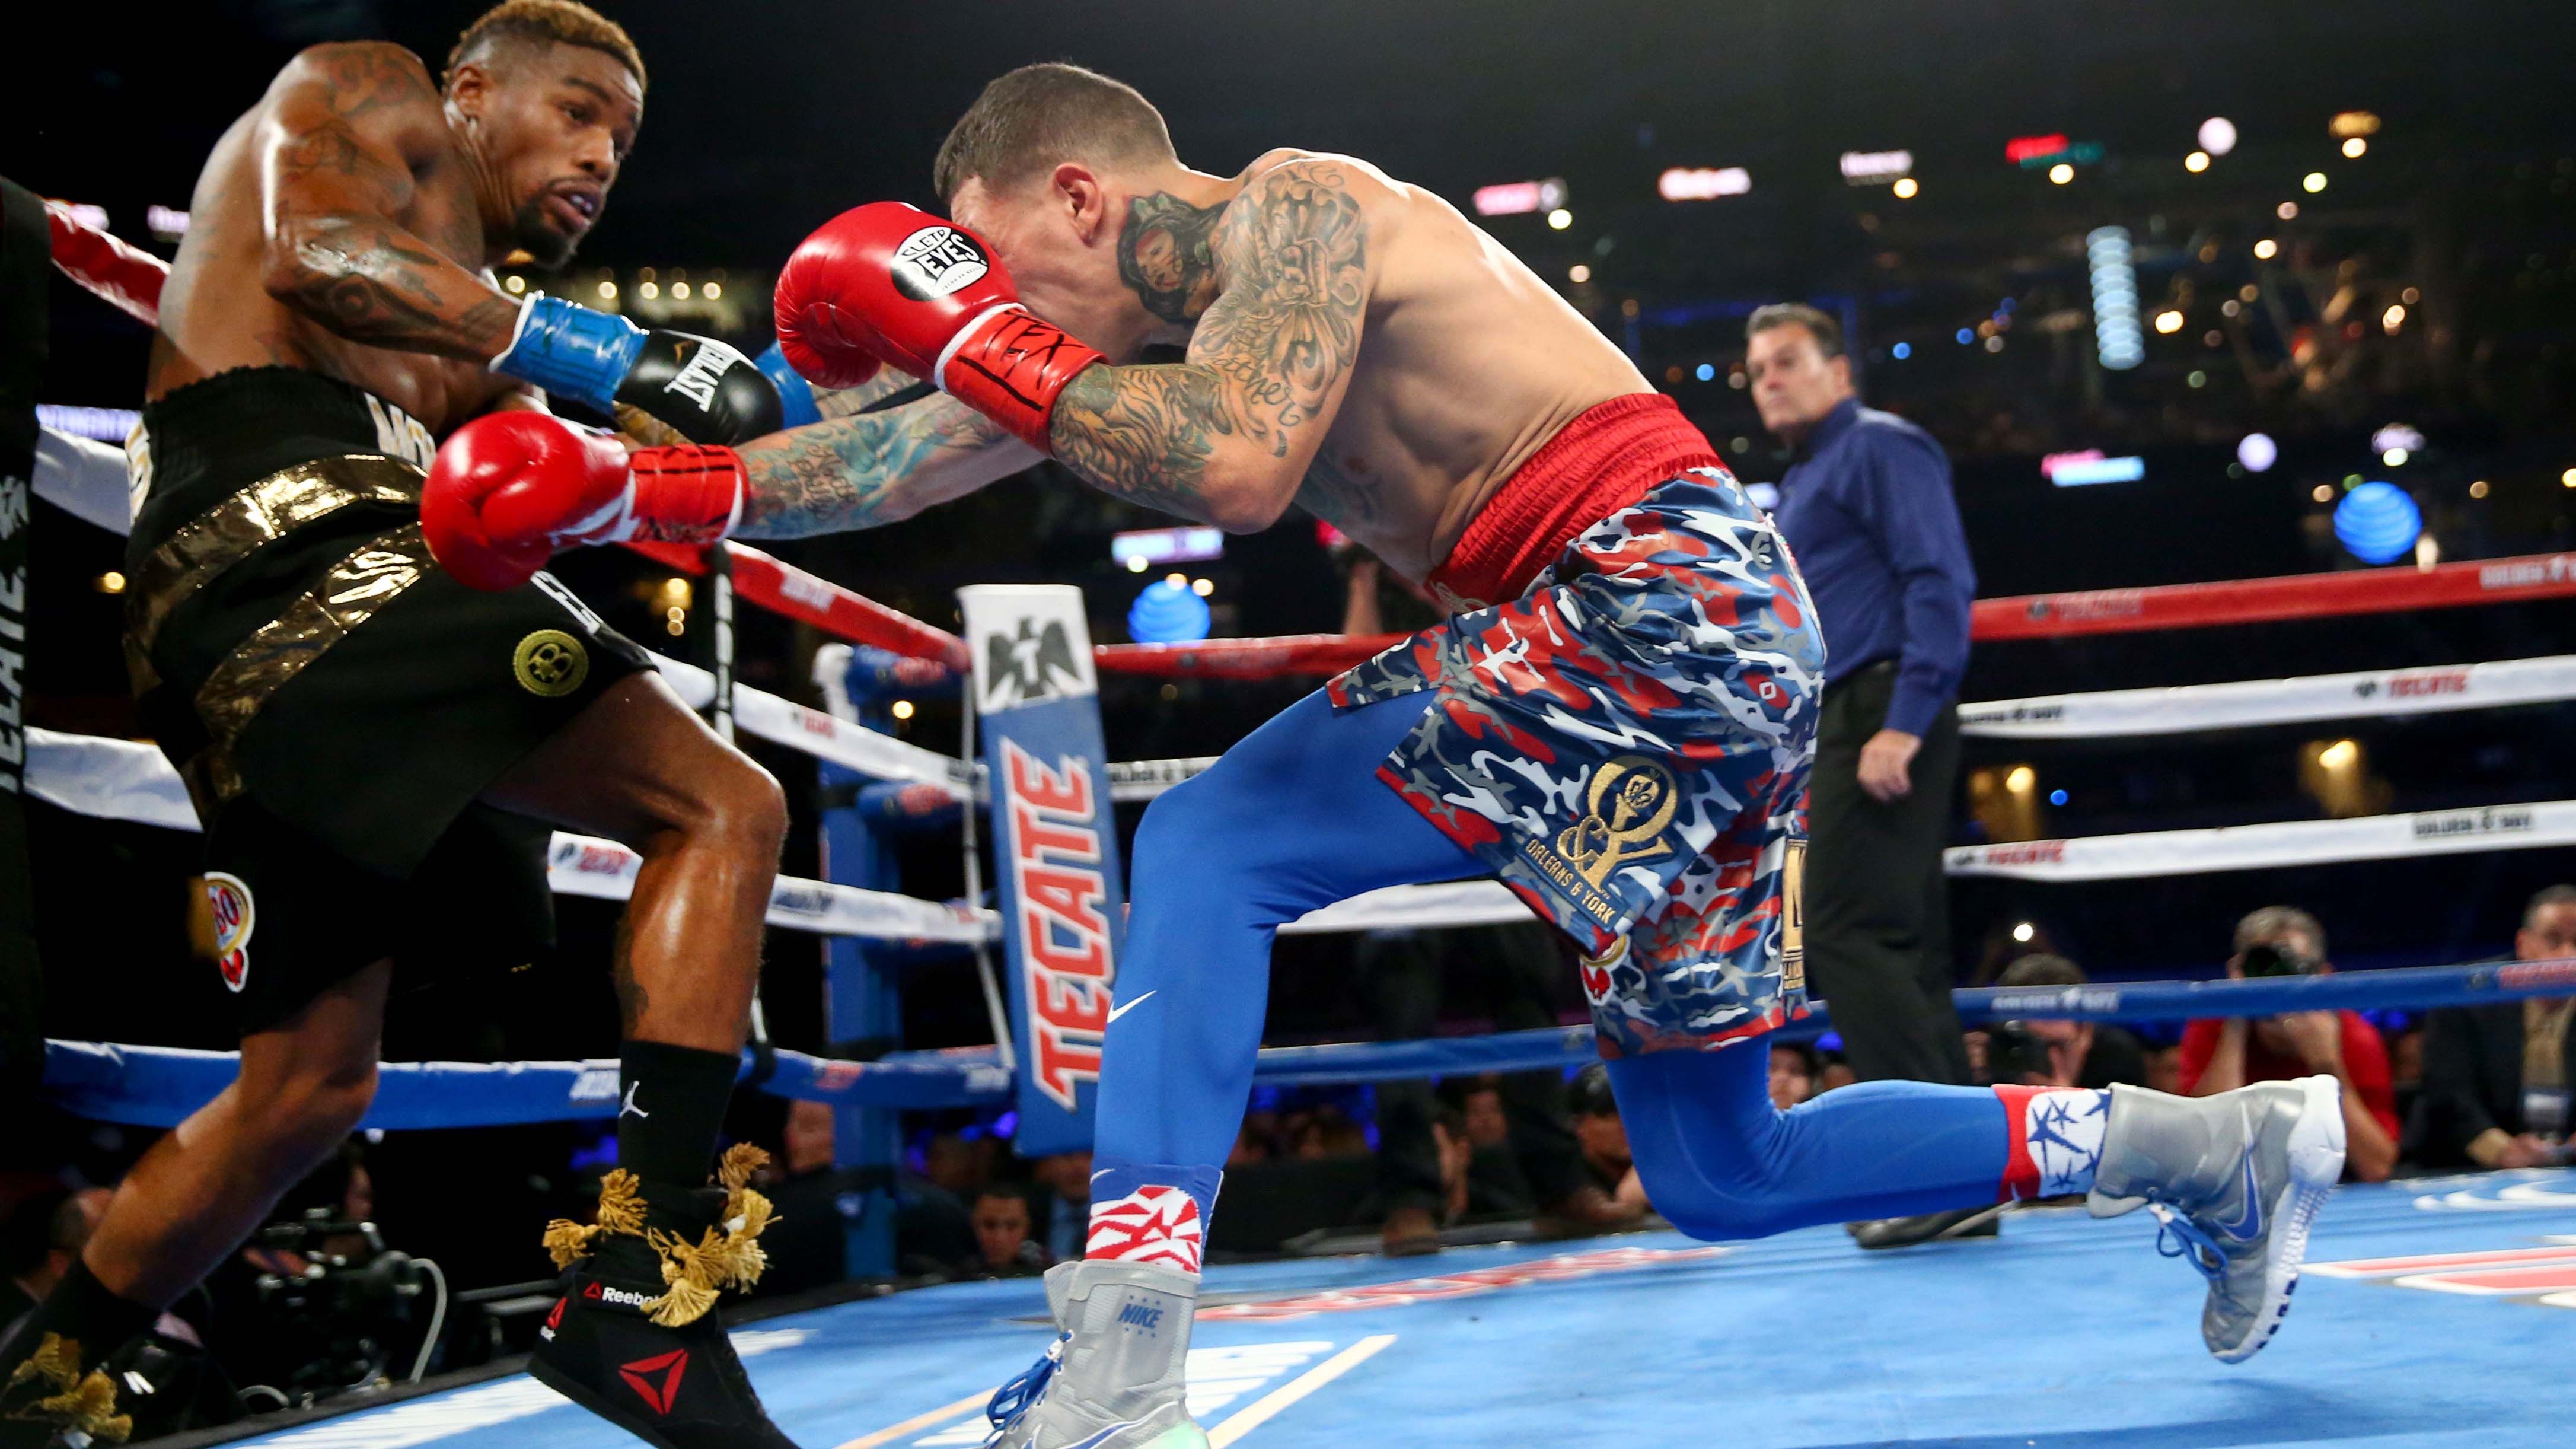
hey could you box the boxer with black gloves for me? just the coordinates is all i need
[0,8,804,1448]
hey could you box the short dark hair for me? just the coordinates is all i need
[1995,953,2089,990]
[933,63,1175,204]
[446,0,645,91]
[1746,302,1845,359]
[2235,905,2326,961]
[2524,884,2576,931]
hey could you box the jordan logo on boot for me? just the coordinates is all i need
[619,1349,690,1415]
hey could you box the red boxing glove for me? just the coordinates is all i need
[422,412,747,592]
[773,202,1105,453]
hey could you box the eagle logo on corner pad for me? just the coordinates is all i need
[986,619,1082,708]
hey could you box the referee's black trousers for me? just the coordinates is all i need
[1804,661,1970,1086]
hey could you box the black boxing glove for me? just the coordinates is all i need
[492,294,784,444]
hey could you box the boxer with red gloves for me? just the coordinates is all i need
[754,65,2348,1449]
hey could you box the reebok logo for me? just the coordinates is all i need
[595,1284,655,1310]
[618,1349,690,1416]
[1117,1301,1165,1332]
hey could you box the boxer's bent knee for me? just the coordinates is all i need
[232,1056,379,1173]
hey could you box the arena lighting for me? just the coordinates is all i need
[2005,766,2036,794]
[2185,151,2211,173]
[2384,448,2409,467]
[2317,739,2360,771]
[2153,309,2185,334]
[2253,238,2279,260]
[1838,149,1913,185]
[2330,110,2381,139]
[2370,423,2425,455]
[2048,164,2075,186]
[2469,480,2489,498]
[2342,137,2369,159]
[2333,481,2422,564]
[94,572,126,595]
[2277,201,2299,219]
[1657,167,1752,201]
[1471,177,1567,218]
[1891,177,1919,199]
[2011,921,2036,944]
[2303,172,2328,193]
[2005,134,2068,165]
[2197,116,2239,156]
[2236,432,2279,473]
[1110,524,1225,569]
[889,700,916,721]
[2087,226,2144,371]
[146,205,190,239]
[1127,576,1212,645]
[2006,135,2103,170]
[2381,303,2406,333]
[1545,208,1573,230]
[2040,450,2147,487]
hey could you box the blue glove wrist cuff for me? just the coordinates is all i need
[755,342,822,428]
[491,294,645,413]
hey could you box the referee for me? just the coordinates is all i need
[1748,304,1985,1249]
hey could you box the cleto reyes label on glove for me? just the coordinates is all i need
[891,226,991,300]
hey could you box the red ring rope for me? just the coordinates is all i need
[42,205,969,669]
[47,207,2576,681]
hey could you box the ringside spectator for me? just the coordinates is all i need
[2179,907,2399,1182]
[1987,954,2150,1090]
[2411,885,2576,1170]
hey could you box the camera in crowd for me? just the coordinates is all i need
[234,1207,445,1409]
[2239,941,2324,979]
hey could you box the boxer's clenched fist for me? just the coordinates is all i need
[422,412,747,591]
[773,203,1104,453]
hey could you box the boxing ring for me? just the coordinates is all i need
[30,207,2576,1447]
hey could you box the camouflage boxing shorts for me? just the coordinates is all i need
[1327,471,1825,1056]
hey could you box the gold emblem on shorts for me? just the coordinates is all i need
[514,629,589,697]
[1555,757,1679,887]
[1780,836,1808,993]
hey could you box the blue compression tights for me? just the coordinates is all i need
[1094,688,2013,1241]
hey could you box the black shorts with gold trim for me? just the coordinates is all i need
[126,367,655,1034]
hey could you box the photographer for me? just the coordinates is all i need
[1979,954,2150,1091]
[2410,884,2576,1170]
[2179,907,2399,1182]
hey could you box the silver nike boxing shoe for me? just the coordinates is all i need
[985,1259,1207,1449]
[2087,1075,2345,1362]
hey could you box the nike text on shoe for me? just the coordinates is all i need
[985,1260,1209,1449]
[2086,1077,2345,1362]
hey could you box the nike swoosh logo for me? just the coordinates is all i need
[1064,1423,1144,1449]
[1106,991,1156,1026]
[2216,1152,2264,1240]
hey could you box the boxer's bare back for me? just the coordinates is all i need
[956,149,1652,581]
[736,148,1654,571]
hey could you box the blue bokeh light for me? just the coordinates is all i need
[1695,362,1716,381]
[1956,328,1975,345]
[1128,578,1212,644]
[2332,481,2422,565]
[2048,788,2069,807]
[1892,342,1912,359]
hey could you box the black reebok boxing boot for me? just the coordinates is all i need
[527,1147,801,1449]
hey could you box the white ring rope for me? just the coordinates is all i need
[1958,655,2576,739]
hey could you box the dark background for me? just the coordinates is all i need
[7,0,2576,1282]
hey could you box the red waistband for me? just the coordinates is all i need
[1426,393,1721,610]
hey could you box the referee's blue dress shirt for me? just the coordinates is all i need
[1770,397,1976,737]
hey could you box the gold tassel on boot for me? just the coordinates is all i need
[540,1169,648,1268]
[7,1334,133,1444]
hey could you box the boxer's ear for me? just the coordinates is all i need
[1050,163,1108,243]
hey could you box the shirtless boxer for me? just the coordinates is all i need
[428,63,2346,1449]
[0,6,858,1446]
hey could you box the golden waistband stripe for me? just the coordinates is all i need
[192,523,433,754]
[125,454,423,692]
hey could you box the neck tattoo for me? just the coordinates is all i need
[1117,192,1226,325]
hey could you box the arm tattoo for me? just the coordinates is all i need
[735,400,1015,538]
[1117,192,1226,324]
[264,44,518,359]
[1049,165,1369,521]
